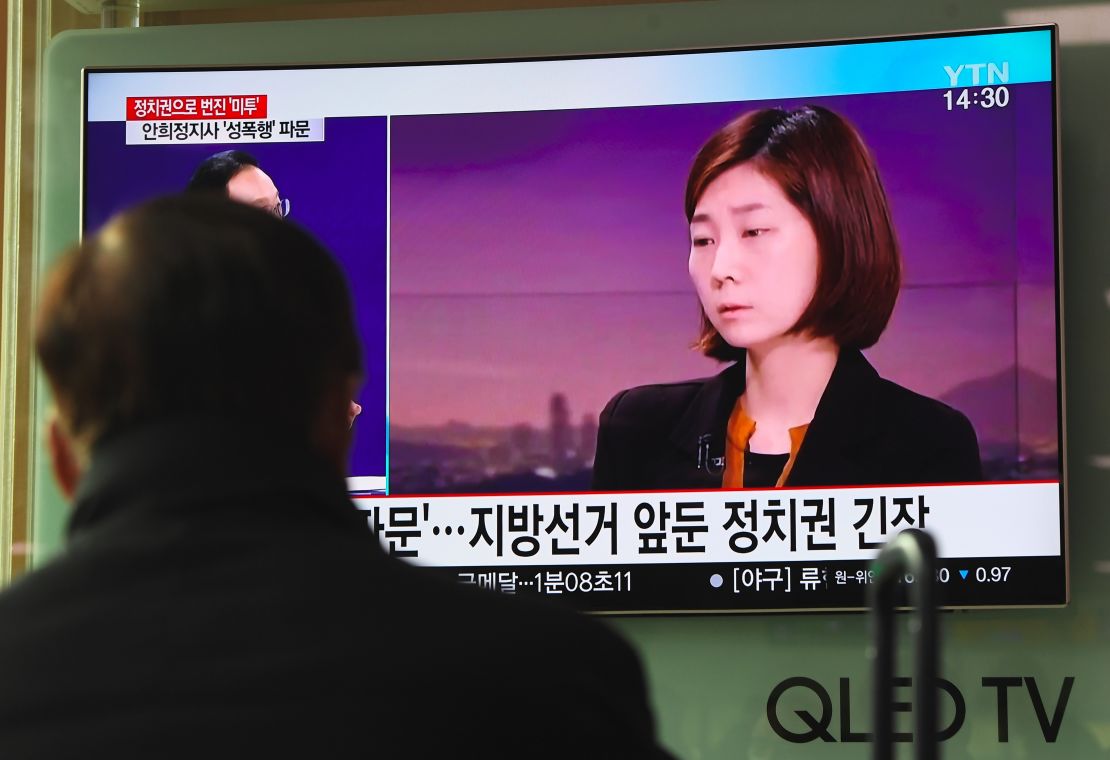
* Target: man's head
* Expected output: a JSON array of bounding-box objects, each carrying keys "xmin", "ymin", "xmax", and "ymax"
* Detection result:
[
  {"xmin": 36, "ymin": 195, "xmax": 362, "ymax": 494},
  {"xmin": 187, "ymin": 150, "xmax": 286, "ymax": 218}
]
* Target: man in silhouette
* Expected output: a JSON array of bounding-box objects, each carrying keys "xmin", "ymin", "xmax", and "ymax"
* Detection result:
[{"xmin": 0, "ymin": 196, "xmax": 673, "ymax": 759}]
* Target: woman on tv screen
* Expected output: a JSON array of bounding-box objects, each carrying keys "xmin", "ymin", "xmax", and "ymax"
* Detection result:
[{"xmin": 592, "ymin": 105, "xmax": 983, "ymax": 491}]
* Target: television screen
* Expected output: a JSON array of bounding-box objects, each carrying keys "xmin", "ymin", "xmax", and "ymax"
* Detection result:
[{"xmin": 83, "ymin": 25, "xmax": 1064, "ymax": 613}]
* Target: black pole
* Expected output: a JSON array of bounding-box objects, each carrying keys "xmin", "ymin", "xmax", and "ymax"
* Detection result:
[{"xmin": 869, "ymin": 528, "xmax": 939, "ymax": 760}]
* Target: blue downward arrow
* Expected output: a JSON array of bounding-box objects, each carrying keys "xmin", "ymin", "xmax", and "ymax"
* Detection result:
[{"xmin": 959, "ymin": 569, "xmax": 969, "ymax": 580}]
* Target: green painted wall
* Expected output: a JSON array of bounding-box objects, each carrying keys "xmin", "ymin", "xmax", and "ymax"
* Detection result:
[{"xmin": 38, "ymin": 3, "xmax": 1109, "ymax": 756}]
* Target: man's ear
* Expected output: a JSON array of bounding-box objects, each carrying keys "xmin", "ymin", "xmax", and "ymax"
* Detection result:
[
  {"xmin": 47, "ymin": 411, "xmax": 84, "ymax": 501},
  {"xmin": 313, "ymin": 374, "xmax": 361, "ymax": 477}
]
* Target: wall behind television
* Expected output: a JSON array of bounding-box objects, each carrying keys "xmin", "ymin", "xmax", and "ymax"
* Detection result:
[{"xmin": 38, "ymin": 3, "xmax": 1110, "ymax": 757}]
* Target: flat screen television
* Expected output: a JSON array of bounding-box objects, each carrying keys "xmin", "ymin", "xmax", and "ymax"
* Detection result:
[{"xmin": 82, "ymin": 24, "xmax": 1064, "ymax": 613}]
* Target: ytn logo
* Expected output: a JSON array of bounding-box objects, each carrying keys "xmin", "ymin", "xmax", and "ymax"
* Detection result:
[{"xmin": 944, "ymin": 62, "xmax": 1010, "ymax": 87}]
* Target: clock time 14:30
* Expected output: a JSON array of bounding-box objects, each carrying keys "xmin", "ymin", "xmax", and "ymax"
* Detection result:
[{"xmin": 944, "ymin": 86, "xmax": 1010, "ymax": 110}]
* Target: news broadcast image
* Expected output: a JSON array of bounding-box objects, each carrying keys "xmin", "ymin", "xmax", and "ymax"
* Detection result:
[{"xmin": 83, "ymin": 27, "xmax": 1064, "ymax": 613}]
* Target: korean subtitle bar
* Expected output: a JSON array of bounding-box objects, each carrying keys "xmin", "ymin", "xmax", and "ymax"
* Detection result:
[
  {"xmin": 353, "ymin": 482, "xmax": 1060, "ymax": 566},
  {"xmin": 124, "ymin": 118, "xmax": 324, "ymax": 145}
]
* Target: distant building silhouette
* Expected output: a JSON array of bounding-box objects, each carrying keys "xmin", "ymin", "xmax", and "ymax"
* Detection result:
[
  {"xmin": 390, "ymin": 393, "xmax": 608, "ymax": 492},
  {"xmin": 510, "ymin": 423, "xmax": 536, "ymax": 454},
  {"xmin": 549, "ymin": 393, "xmax": 573, "ymax": 473}
]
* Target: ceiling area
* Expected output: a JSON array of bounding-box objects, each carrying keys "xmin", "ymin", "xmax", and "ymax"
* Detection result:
[{"xmin": 63, "ymin": 0, "xmax": 677, "ymax": 17}]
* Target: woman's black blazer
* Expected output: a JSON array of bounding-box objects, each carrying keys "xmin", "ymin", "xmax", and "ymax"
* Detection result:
[{"xmin": 592, "ymin": 348, "xmax": 982, "ymax": 491}]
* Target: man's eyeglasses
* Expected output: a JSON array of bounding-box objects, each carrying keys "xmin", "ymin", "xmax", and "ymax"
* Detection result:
[{"xmin": 269, "ymin": 198, "xmax": 291, "ymax": 218}]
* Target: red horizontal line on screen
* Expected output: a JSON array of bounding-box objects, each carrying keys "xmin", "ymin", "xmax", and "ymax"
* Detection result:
[{"xmin": 350, "ymin": 478, "xmax": 1061, "ymax": 500}]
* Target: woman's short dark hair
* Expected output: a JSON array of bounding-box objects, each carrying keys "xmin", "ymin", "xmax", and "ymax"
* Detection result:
[{"xmin": 685, "ymin": 105, "xmax": 901, "ymax": 359}]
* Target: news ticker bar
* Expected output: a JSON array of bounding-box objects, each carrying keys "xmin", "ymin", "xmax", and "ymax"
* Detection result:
[
  {"xmin": 87, "ymin": 29, "xmax": 1051, "ymax": 122},
  {"xmin": 356, "ymin": 482, "xmax": 1062, "ymax": 566},
  {"xmin": 427, "ymin": 556, "xmax": 1066, "ymax": 613}
]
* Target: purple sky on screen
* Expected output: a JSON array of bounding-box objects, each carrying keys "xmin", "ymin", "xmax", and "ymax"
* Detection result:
[
  {"xmin": 84, "ymin": 117, "xmax": 388, "ymax": 478},
  {"xmin": 390, "ymin": 85, "xmax": 1058, "ymax": 447},
  {"xmin": 1015, "ymin": 83, "xmax": 1057, "ymax": 282}
]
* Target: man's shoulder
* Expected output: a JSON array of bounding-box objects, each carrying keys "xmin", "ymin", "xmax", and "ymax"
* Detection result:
[
  {"xmin": 372, "ymin": 549, "xmax": 634, "ymax": 657},
  {"xmin": 0, "ymin": 542, "xmax": 98, "ymax": 623},
  {"xmin": 0, "ymin": 533, "xmax": 674, "ymax": 758},
  {"xmin": 320, "ymin": 552, "xmax": 670, "ymax": 755}
]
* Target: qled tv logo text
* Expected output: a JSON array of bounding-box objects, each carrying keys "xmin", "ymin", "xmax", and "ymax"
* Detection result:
[{"xmin": 767, "ymin": 675, "xmax": 1075, "ymax": 744}]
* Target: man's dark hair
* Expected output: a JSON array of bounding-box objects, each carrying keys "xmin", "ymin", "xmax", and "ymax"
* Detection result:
[
  {"xmin": 686, "ymin": 105, "xmax": 902, "ymax": 358},
  {"xmin": 186, "ymin": 149, "xmax": 260, "ymax": 193},
  {"xmin": 35, "ymin": 195, "xmax": 362, "ymax": 447}
]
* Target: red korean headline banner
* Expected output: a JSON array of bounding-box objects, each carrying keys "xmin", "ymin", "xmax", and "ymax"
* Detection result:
[{"xmin": 126, "ymin": 95, "xmax": 267, "ymax": 121}]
